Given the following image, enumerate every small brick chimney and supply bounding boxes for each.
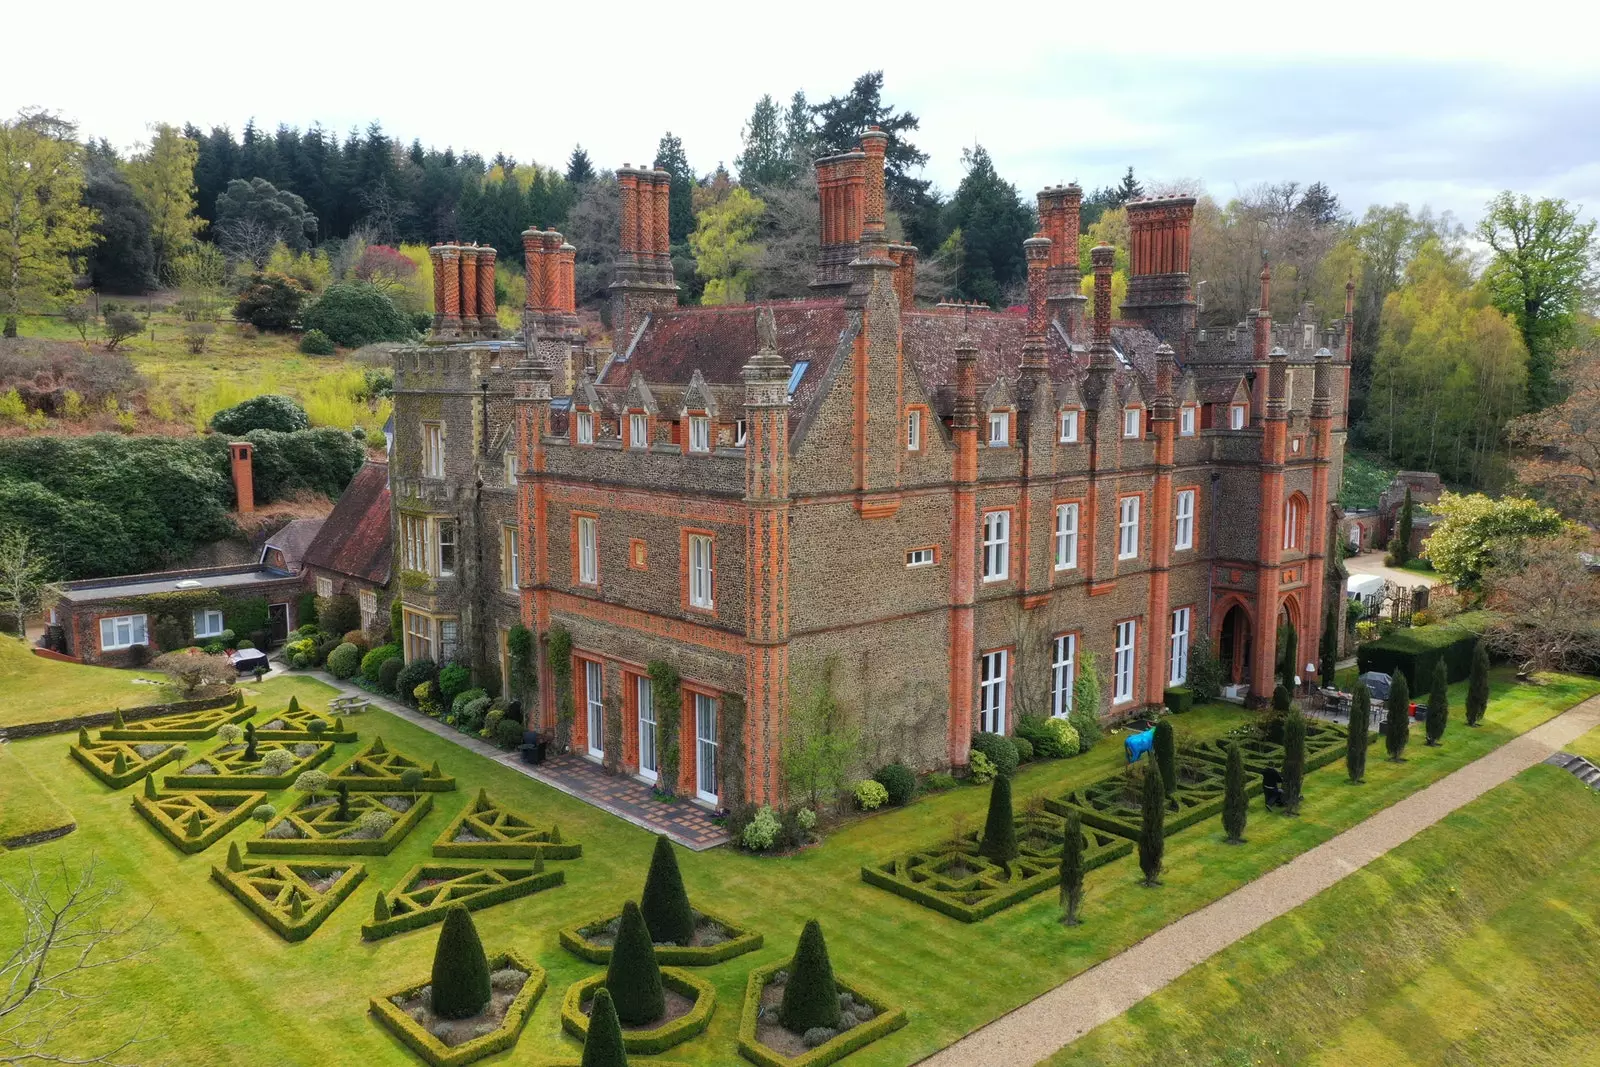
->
[887,244,917,309]
[427,243,502,342]
[1037,184,1086,331]
[522,229,576,315]
[230,442,254,514]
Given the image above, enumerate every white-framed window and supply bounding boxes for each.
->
[576,411,594,445]
[403,610,434,661]
[1284,497,1302,550]
[1180,406,1196,436]
[400,514,429,574]
[1114,620,1137,704]
[688,534,714,610]
[982,510,1010,582]
[315,576,333,598]
[422,422,445,478]
[630,413,648,449]
[437,519,457,577]
[577,516,598,585]
[502,524,519,592]
[193,609,224,639]
[358,589,377,629]
[1230,404,1247,430]
[688,416,711,453]
[979,649,1008,734]
[1169,607,1191,686]
[1118,496,1141,560]
[734,420,748,447]
[98,614,147,652]
[439,619,459,661]
[504,448,518,485]
[906,408,922,451]
[636,674,657,782]
[1059,408,1079,443]
[905,548,935,568]
[694,692,719,803]
[1123,408,1142,438]
[585,660,604,759]
[1292,437,1302,454]
[1051,633,1076,718]
[1054,503,1079,571]
[1174,489,1195,551]
[988,411,1008,447]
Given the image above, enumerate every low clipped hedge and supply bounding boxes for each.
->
[1357,615,1488,691]
[210,859,366,942]
[559,968,715,1055]
[133,789,267,853]
[368,950,545,1067]
[1045,758,1255,840]
[100,703,255,741]
[430,793,582,861]
[736,960,907,1067]
[559,905,762,965]
[247,792,434,856]
[327,738,457,792]
[361,864,564,941]
[161,741,335,791]
[1163,686,1194,715]
[69,741,185,789]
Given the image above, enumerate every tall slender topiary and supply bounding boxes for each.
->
[1320,596,1339,687]
[1466,640,1490,727]
[1347,683,1371,784]
[1222,742,1247,843]
[1393,487,1414,566]
[336,781,351,821]
[581,988,630,1067]
[373,893,391,922]
[1279,624,1298,695]
[1060,811,1085,925]
[431,904,491,1021]
[1282,713,1305,815]
[606,901,665,1026]
[78,728,91,747]
[1386,671,1411,761]
[227,841,243,872]
[1426,657,1449,746]
[779,920,841,1033]
[640,835,695,945]
[244,721,258,761]
[1153,720,1176,803]
[977,774,1017,866]
[288,695,301,714]
[112,708,125,728]
[1138,767,1165,887]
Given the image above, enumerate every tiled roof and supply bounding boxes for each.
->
[300,462,392,586]
[262,518,323,572]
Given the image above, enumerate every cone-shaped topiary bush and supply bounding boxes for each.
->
[1222,741,1247,843]
[110,751,127,776]
[1059,811,1085,925]
[640,835,695,945]
[288,696,300,714]
[779,919,840,1033]
[977,774,1018,865]
[1347,683,1370,783]
[144,773,158,799]
[185,808,204,837]
[290,893,304,922]
[1138,767,1165,887]
[1272,684,1292,712]
[78,728,91,747]
[1282,712,1305,815]
[234,693,245,709]
[1153,720,1176,802]
[430,904,491,1021]
[606,900,665,1026]
[1426,657,1449,745]
[227,841,243,872]
[581,988,630,1067]
[112,709,125,728]
[373,893,391,922]
[1466,640,1490,727]
[1386,671,1410,761]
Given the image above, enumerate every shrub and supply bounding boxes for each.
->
[1222,742,1247,843]
[640,835,695,944]
[301,283,415,347]
[1282,713,1305,814]
[582,988,628,1067]
[1153,720,1176,799]
[1386,671,1411,761]
[293,769,329,797]
[314,594,359,637]
[451,687,489,719]
[740,806,781,851]
[1048,718,1080,757]
[492,717,523,750]
[1138,767,1165,886]
[1347,683,1371,783]
[967,750,996,784]
[924,772,957,792]
[796,807,817,831]
[298,328,336,355]
[211,395,308,435]
[1426,657,1449,746]
[606,900,665,1026]
[258,750,295,777]
[376,656,404,694]
[325,642,361,679]
[1060,809,1085,925]
[360,643,402,683]
[1011,736,1034,762]
[431,904,492,1020]
[1163,686,1194,715]
[780,920,841,1032]
[183,323,215,354]
[340,629,369,651]
[872,762,916,807]
[232,271,307,331]
[356,809,395,837]
[394,659,437,706]
[1272,684,1292,712]
[252,803,276,822]
[853,780,888,811]
[1357,617,1482,692]
[103,309,142,349]
[438,663,472,703]
[217,723,243,746]
[1067,705,1101,753]
[970,731,1019,779]
[977,774,1018,865]
[1466,640,1490,727]
[457,696,491,734]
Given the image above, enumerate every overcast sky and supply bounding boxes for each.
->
[5,0,1598,227]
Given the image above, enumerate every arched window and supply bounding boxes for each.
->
[1283,493,1307,550]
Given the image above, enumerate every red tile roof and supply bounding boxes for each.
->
[300,462,392,585]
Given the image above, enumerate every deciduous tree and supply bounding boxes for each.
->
[0,110,97,337]
[0,526,61,637]
[125,123,201,285]
[1483,530,1600,673]
[1508,341,1600,526]
[690,187,764,306]
[1423,491,1566,586]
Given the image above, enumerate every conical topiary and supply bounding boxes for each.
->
[476,787,490,810]
[227,841,243,872]
[581,988,630,1067]
[78,727,91,747]
[373,893,391,922]
[1386,671,1410,761]
[430,904,491,1020]
[288,696,300,714]
[1222,742,1247,843]
[1347,683,1370,783]
[606,900,665,1026]
[184,808,204,837]
[533,850,545,874]
[1153,720,1176,802]
[429,760,442,778]
[370,737,387,755]
[289,893,304,922]
[779,919,840,1033]
[977,774,1018,865]
[1272,684,1292,712]
[1426,658,1449,746]
[640,835,695,945]
[333,716,345,732]
[551,824,562,844]
[144,773,158,799]
[1466,640,1490,726]
[234,693,244,709]
[1138,766,1165,887]
[112,709,125,728]
[1282,713,1305,815]
[112,751,127,776]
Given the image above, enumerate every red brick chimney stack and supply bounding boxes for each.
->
[1037,184,1085,332]
[230,442,254,514]
[1091,243,1114,355]
[1254,255,1272,360]
[477,247,497,329]
[1023,233,1052,353]
[811,136,871,292]
[887,244,917,309]
[459,246,479,332]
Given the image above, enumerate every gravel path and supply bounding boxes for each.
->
[920,694,1600,1067]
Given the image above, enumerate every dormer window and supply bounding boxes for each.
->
[786,362,809,394]
[688,415,711,453]
[1122,408,1142,439]
[734,420,748,447]
[629,413,648,449]
[1059,409,1079,443]
[576,411,594,445]
[1180,406,1196,436]
[987,412,1009,448]
[1230,404,1247,430]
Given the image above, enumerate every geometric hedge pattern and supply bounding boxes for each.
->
[432,790,580,860]
[328,738,456,792]
[133,789,267,854]
[162,740,335,790]
[737,960,908,1067]
[368,950,547,1067]
[251,706,358,743]
[100,703,255,741]
[361,863,562,941]
[246,791,433,856]
[1189,718,1361,775]
[210,857,366,942]
[1045,756,1251,840]
[69,739,185,789]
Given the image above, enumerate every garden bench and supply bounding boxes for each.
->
[329,696,370,716]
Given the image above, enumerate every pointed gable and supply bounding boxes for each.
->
[680,368,717,417]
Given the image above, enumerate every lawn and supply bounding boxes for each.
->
[0,634,170,729]
[1047,763,1600,1066]
[1565,723,1600,764]
[0,668,1594,1066]
[0,746,75,847]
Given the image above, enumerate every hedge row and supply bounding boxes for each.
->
[558,905,762,965]
[367,951,545,1067]
[100,703,255,741]
[133,790,266,854]
[1045,761,1259,840]
[430,794,582,861]
[162,741,335,791]
[328,739,458,792]
[1,690,238,741]
[1357,616,1488,690]
[559,969,716,1055]
[210,860,366,942]
[247,792,434,857]
[69,741,185,789]
[360,865,564,941]
[736,961,907,1067]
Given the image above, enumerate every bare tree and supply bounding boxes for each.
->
[1,855,151,1065]
[216,218,278,270]
[1484,530,1600,673]
[0,528,61,638]
[149,649,234,697]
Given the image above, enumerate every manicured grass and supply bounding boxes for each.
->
[1399,557,1436,574]
[1047,763,1600,1066]
[0,634,170,728]
[0,669,1593,1066]
[0,746,75,846]
[1564,723,1600,765]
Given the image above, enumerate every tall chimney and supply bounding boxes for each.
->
[459,246,479,334]
[1037,184,1086,332]
[811,145,868,292]
[428,246,446,331]
[1122,195,1197,354]
[476,247,497,328]
[1023,234,1051,354]
[610,163,678,343]
[888,244,917,309]
[230,442,254,514]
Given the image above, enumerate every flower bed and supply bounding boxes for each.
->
[329,738,457,792]
[737,960,906,1067]
[133,789,267,853]
[861,810,1132,922]
[1045,756,1257,839]
[368,950,545,1067]
[559,968,716,1054]
[361,863,563,941]
[100,703,255,741]
[431,791,581,861]
[251,707,358,743]
[210,858,366,942]
[162,740,336,790]
[559,905,761,965]
[247,792,433,856]
[69,739,185,789]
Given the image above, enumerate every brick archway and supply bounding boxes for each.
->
[1213,594,1254,686]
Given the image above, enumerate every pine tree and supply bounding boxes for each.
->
[1426,658,1449,746]
[977,775,1018,866]
[1393,488,1414,566]
[565,147,595,187]
[1466,640,1490,727]
[227,841,243,872]
[1386,671,1411,761]
[1320,597,1339,687]
[1282,713,1305,815]
[1059,811,1085,925]
[640,835,695,945]
[779,920,841,1032]
[1153,720,1177,806]
[1138,768,1165,887]
[1222,742,1247,843]
[606,901,665,1026]
[1347,683,1371,784]
[431,905,492,1021]
[581,988,629,1067]
[337,781,351,821]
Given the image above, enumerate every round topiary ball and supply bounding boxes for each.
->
[872,762,916,806]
